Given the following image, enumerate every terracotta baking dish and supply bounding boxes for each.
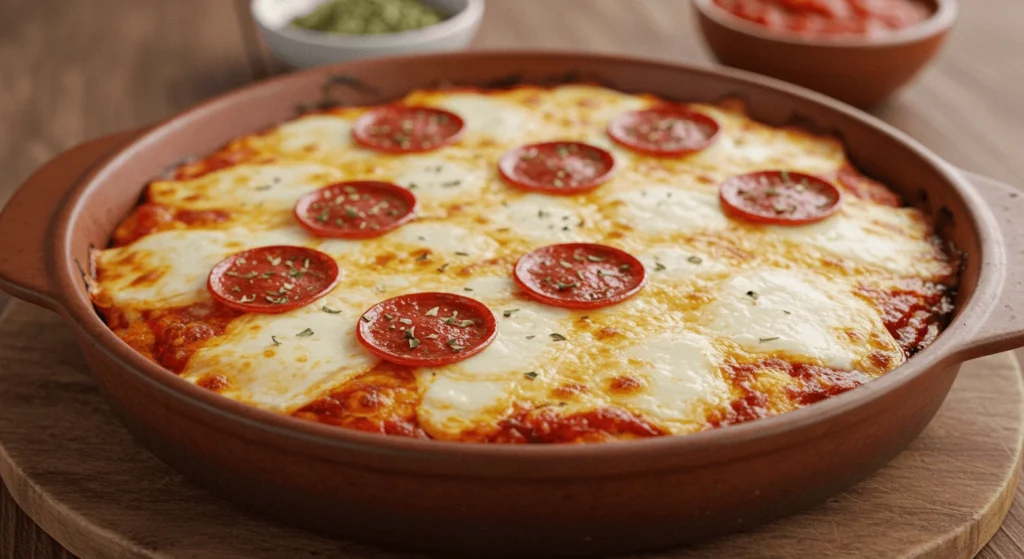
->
[1,52,1023,557]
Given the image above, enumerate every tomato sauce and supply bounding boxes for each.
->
[293,365,428,438]
[858,281,955,356]
[707,392,771,428]
[836,164,902,207]
[713,0,932,38]
[293,370,666,444]
[710,357,874,426]
[484,406,665,444]
[784,362,873,404]
[112,202,230,246]
[102,302,241,373]
[174,145,256,180]
[708,360,771,427]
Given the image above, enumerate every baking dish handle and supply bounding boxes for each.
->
[951,169,1024,360]
[0,130,140,312]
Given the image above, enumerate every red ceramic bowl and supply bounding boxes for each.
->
[693,0,958,108]
[0,52,1021,557]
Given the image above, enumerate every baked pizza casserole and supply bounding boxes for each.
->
[89,84,959,443]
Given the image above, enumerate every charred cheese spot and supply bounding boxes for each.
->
[596,327,620,340]
[374,252,398,267]
[551,382,590,400]
[609,374,647,394]
[90,84,959,443]
[129,270,165,288]
[197,374,230,392]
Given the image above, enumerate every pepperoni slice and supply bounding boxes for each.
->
[207,246,340,314]
[719,170,842,226]
[352,106,464,153]
[514,243,647,309]
[607,106,720,156]
[498,141,616,195]
[357,293,497,367]
[294,181,416,239]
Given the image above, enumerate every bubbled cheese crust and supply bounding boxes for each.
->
[90,85,958,443]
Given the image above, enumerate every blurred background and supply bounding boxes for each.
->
[1,0,1020,218]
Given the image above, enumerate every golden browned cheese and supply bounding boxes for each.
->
[90,85,958,443]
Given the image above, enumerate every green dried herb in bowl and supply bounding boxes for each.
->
[291,0,447,35]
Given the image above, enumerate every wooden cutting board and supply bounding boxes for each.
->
[0,300,1020,559]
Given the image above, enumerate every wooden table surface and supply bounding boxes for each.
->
[1,0,1022,557]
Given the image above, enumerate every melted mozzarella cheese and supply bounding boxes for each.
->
[609,185,728,235]
[607,332,730,429]
[495,194,593,242]
[771,199,948,277]
[581,130,635,159]
[430,94,537,142]
[436,276,571,379]
[703,270,903,370]
[389,222,499,258]
[415,276,573,437]
[364,274,423,297]
[181,291,378,411]
[148,162,343,212]
[94,226,317,308]
[691,106,845,178]
[417,376,511,439]
[271,114,359,155]
[537,85,652,128]
[392,155,488,201]
[92,84,955,441]
[636,246,726,280]
[316,237,368,258]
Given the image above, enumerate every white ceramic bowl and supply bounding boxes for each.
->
[251,0,484,68]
